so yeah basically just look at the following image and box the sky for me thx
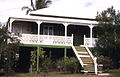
[0,0,120,22]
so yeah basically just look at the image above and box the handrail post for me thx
[72,34,74,46]
[84,35,86,46]
[94,57,98,75]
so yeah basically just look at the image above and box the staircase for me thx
[72,46,98,74]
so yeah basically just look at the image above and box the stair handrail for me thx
[72,46,84,67]
[94,57,98,75]
[85,46,98,75]
[84,46,94,60]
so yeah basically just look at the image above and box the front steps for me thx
[72,46,98,74]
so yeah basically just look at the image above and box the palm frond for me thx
[36,0,52,10]
[21,6,33,15]
[31,0,35,10]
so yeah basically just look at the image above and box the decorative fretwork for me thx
[17,34,73,46]
[84,35,98,47]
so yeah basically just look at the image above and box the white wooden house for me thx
[7,8,98,74]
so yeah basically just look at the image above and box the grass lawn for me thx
[1,69,120,77]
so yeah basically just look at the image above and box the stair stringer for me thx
[84,46,94,60]
[72,46,84,67]
[84,45,98,75]
[72,45,98,75]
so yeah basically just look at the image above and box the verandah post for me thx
[64,48,67,59]
[72,34,74,46]
[36,21,42,72]
[36,21,42,44]
[84,35,86,46]
[89,24,94,47]
[63,23,68,45]
[37,46,39,72]
[9,19,15,32]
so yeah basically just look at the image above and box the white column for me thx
[89,24,94,47]
[72,34,74,46]
[94,57,98,75]
[63,23,68,36]
[9,19,15,32]
[63,23,68,45]
[84,35,86,46]
[36,21,42,72]
[36,21,42,44]
[89,24,94,39]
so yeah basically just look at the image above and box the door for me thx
[43,26,54,44]
[43,26,54,35]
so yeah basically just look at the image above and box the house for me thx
[7,8,98,74]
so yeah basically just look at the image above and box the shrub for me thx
[40,57,54,73]
[97,56,114,71]
[57,57,81,73]
[30,51,36,72]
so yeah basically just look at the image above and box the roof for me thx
[8,2,98,26]
[9,14,98,26]
[30,7,97,20]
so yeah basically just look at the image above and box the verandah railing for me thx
[13,34,73,46]
[84,35,98,47]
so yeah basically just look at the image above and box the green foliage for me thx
[40,57,54,73]
[95,6,120,68]
[36,47,54,73]
[97,56,113,71]
[22,0,52,15]
[38,47,45,58]
[30,51,36,71]
[0,27,20,74]
[30,47,55,73]
[36,0,52,9]
[57,57,81,73]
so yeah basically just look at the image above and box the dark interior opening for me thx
[16,47,35,73]
[43,48,64,60]
[68,25,89,46]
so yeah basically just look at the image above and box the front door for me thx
[43,26,54,35]
[43,26,54,45]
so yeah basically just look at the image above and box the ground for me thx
[0,69,120,77]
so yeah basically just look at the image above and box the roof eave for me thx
[30,13,96,21]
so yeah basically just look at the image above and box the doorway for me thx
[43,26,54,35]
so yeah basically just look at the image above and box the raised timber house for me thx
[7,8,99,74]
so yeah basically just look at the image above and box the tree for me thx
[35,0,52,9]
[95,6,120,68]
[22,0,52,15]
[0,27,20,74]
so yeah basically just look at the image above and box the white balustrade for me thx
[17,34,73,46]
[84,35,98,47]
